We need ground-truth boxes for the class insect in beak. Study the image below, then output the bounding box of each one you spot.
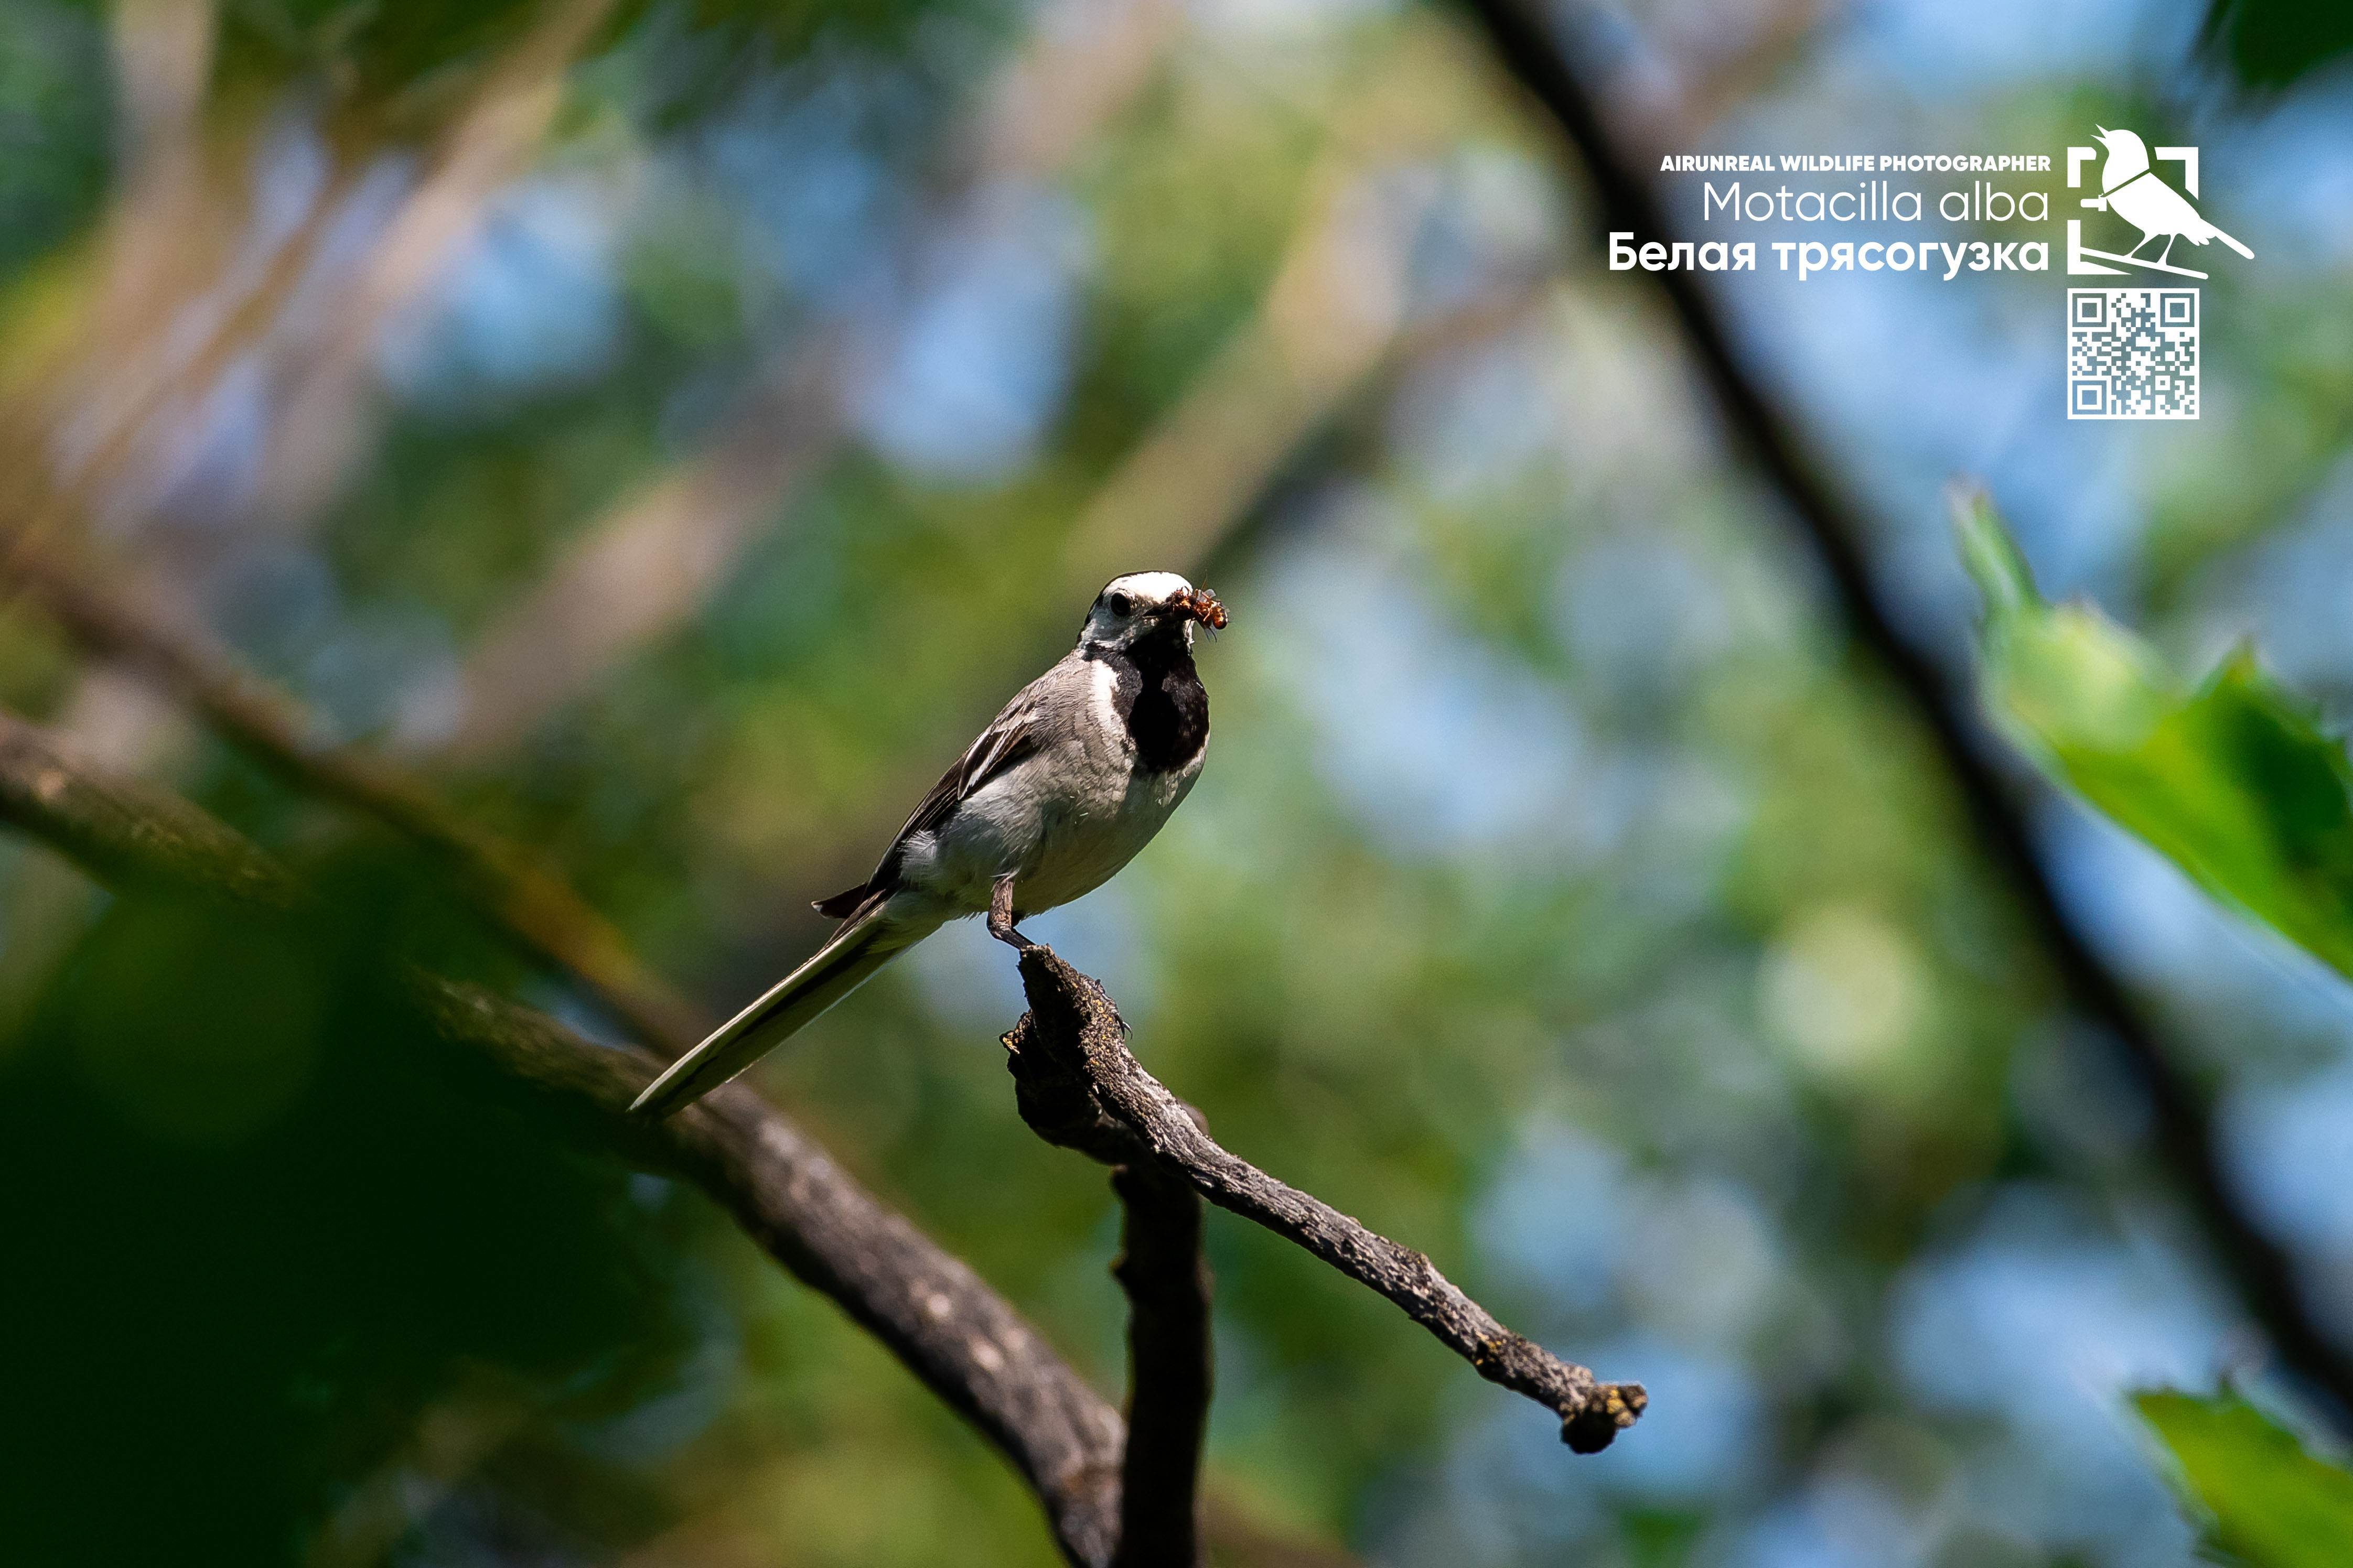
[1175,588,1228,631]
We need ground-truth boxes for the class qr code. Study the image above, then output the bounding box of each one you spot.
[2068,288,2197,419]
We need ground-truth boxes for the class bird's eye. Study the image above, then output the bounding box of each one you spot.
[1108,591,1134,617]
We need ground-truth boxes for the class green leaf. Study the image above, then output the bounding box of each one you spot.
[1953,486,2353,979]
[2136,1392,2353,1567]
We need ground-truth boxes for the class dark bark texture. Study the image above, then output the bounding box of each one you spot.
[1110,1162,1212,1568]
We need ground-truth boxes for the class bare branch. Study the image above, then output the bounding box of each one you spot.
[0,708,1127,1567]
[1454,0,2353,1427]
[1109,1161,1211,1568]
[1003,945,1646,1455]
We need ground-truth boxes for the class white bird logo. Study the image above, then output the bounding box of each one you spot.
[2081,126,2253,271]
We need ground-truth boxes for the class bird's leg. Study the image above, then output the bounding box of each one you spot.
[2157,233,2178,268]
[987,873,1034,951]
[2124,232,2158,258]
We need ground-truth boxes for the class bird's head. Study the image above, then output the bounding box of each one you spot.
[2093,126,2150,175]
[1078,571,1228,654]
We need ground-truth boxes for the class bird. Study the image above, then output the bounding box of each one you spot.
[631,571,1229,1117]
[2083,126,2253,269]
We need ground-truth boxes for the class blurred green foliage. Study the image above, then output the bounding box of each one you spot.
[0,872,706,1563]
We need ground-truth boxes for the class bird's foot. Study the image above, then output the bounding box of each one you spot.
[987,875,1038,951]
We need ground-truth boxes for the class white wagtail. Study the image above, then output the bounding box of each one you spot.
[633,571,1228,1117]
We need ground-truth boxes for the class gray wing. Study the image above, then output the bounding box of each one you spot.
[892,683,1049,846]
[812,666,1063,917]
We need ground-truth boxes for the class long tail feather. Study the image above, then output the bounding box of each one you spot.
[631,913,912,1117]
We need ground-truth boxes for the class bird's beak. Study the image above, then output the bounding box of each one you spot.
[1170,588,1228,631]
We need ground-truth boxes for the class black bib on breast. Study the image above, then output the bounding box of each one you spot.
[1096,633,1208,775]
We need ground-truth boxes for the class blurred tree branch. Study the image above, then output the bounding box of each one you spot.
[0,0,626,853]
[0,706,1131,1566]
[1073,229,1560,605]
[1005,944,1647,1456]
[1456,0,2353,1427]
[411,976,1135,1565]
[1055,30,1487,600]
[3,540,708,1050]
[261,0,627,518]
[38,0,618,533]
[0,694,1389,1564]
[0,707,298,910]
